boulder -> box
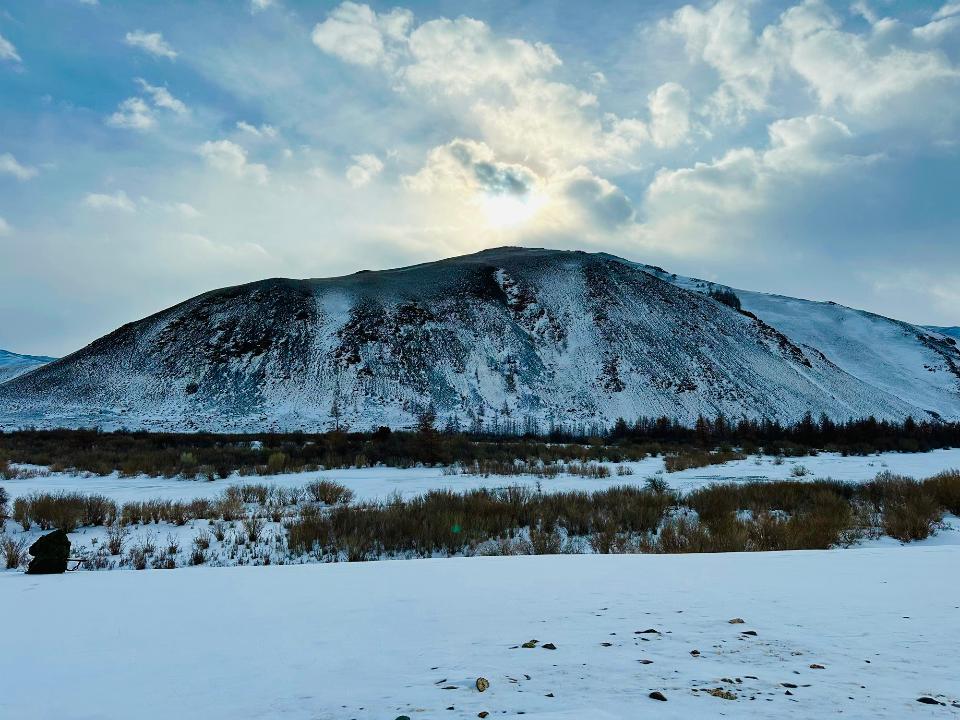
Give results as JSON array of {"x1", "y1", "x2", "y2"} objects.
[{"x1": 26, "y1": 529, "x2": 70, "y2": 575}]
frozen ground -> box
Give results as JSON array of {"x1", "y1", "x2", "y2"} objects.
[
  {"x1": 4, "y1": 448, "x2": 960, "y2": 504},
  {"x1": 1, "y1": 548, "x2": 958, "y2": 719}
]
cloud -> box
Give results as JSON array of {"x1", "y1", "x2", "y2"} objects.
[
  {"x1": 403, "y1": 139, "x2": 635, "y2": 236},
  {"x1": 236, "y1": 121, "x2": 278, "y2": 139},
  {"x1": 403, "y1": 139, "x2": 536, "y2": 197},
  {"x1": 0, "y1": 32, "x2": 21, "y2": 63},
  {"x1": 83, "y1": 191, "x2": 136, "y2": 212},
  {"x1": 0, "y1": 153, "x2": 38, "y2": 180},
  {"x1": 136, "y1": 79, "x2": 188, "y2": 115},
  {"x1": 107, "y1": 97, "x2": 155, "y2": 130},
  {"x1": 250, "y1": 0, "x2": 275, "y2": 12},
  {"x1": 914, "y1": 3, "x2": 960, "y2": 42},
  {"x1": 562, "y1": 168, "x2": 636, "y2": 229},
  {"x1": 662, "y1": 0, "x2": 960, "y2": 129},
  {"x1": 313, "y1": 3, "x2": 689, "y2": 174},
  {"x1": 0, "y1": 216, "x2": 11, "y2": 236},
  {"x1": 198, "y1": 140, "x2": 269, "y2": 184},
  {"x1": 661, "y1": 0, "x2": 773, "y2": 123},
  {"x1": 311, "y1": 2, "x2": 412, "y2": 68},
  {"x1": 934, "y1": 2, "x2": 960, "y2": 20},
  {"x1": 124, "y1": 30, "x2": 177, "y2": 60},
  {"x1": 643, "y1": 114, "x2": 867, "y2": 247},
  {"x1": 107, "y1": 80, "x2": 188, "y2": 130},
  {"x1": 770, "y1": 1, "x2": 959, "y2": 118},
  {"x1": 160, "y1": 201, "x2": 201, "y2": 218},
  {"x1": 345, "y1": 153, "x2": 383, "y2": 187},
  {"x1": 648, "y1": 82, "x2": 692, "y2": 149}
]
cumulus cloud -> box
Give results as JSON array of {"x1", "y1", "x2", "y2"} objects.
[
  {"x1": 124, "y1": 30, "x2": 177, "y2": 60},
  {"x1": 643, "y1": 114, "x2": 867, "y2": 245},
  {"x1": 0, "y1": 32, "x2": 21, "y2": 63},
  {"x1": 771, "y1": 2, "x2": 958, "y2": 117},
  {"x1": 403, "y1": 139, "x2": 635, "y2": 236},
  {"x1": 198, "y1": 140, "x2": 269, "y2": 184},
  {"x1": 648, "y1": 82, "x2": 692, "y2": 149},
  {"x1": 312, "y1": 3, "x2": 689, "y2": 171},
  {"x1": 403, "y1": 139, "x2": 537, "y2": 196},
  {"x1": 83, "y1": 191, "x2": 136, "y2": 212},
  {"x1": 0, "y1": 216, "x2": 11, "y2": 236},
  {"x1": 250, "y1": 0, "x2": 275, "y2": 12},
  {"x1": 311, "y1": 2, "x2": 412, "y2": 68},
  {"x1": 0, "y1": 153, "x2": 39, "y2": 180},
  {"x1": 345, "y1": 153, "x2": 383, "y2": 187},
  {"x1": 662, "y1": 0, "x2": 960, "y2": 128},
  {"x1": 661, "y1": 0, "x2": 773, "y2": 123},
  {"x1": 107, "y1": 97, "x2": 155, "y2": 130},
  {"x1": 562, "y1": 168, "x2": 636, "y2": 229}
]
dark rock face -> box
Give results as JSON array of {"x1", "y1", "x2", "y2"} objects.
[{"x1": 26, "y1": 529, "x2": 70, "y2": 574}]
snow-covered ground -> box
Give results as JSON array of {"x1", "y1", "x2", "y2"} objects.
[
  {"x1": 4, "y1": 448, "x2": 960, "y2": 503},
  {"x1": 1, "y1": 548, "x2": 958, "y2": 719}
]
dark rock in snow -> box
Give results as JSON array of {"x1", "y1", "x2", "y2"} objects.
[
  {"x1": 649, "y1": 691, "x2": 668, "y2": 701},
  {"x1": 26, "y1": 529, "x2": 70, "y2": 574}
]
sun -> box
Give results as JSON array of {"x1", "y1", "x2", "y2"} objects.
[{"x1": 480, "y1": 191, "x2": 547, "y2": 229}]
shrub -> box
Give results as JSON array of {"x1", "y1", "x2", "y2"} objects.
[
  {"x1": 924, "y1": 470, "x2": 960, "y2": 515},
  {"x1": 106, "y1": 523, "x2": 129, "y2": 555},
  {"x1": 13, "y1": 491, "x2": 117, "y2": 532},
  {"x1": 664, "y1": 449, "x2": 745, "y2": 473},
  {"x1": 865, "y1": 472, "x2": 943, "y2": 542},
  {"x1": 0, "y1": 486, "x2": 8, "y2": 521},
  {"x1": 305, "y1": 479, "x2": 354, "y2": 506},
  {"x1": 2, "y1": 535, "x2": 29, "y2": 569},
  {"x1": 243, "y1": 514, "x2": 264, "y2": 543},
  {"x1": 266, "y1": 452, "x2": 288, "y2": 475},
  {"x1": 644, "y1": 476, "x2": 670, "y2": 494},
  {"x1": 239, "y1": 484, "x2": 270, "y2": 505},
  {"x1": 287, "y1": 485, "x2": 673, "y2": 559},
  {"x1": 709, "y1": 287, "x2": 742, "y2": 311}
]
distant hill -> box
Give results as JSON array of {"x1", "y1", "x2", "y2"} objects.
[
  {"x1": 1, "y1": 247, "x2": 958, "y2": 431},
  {"x1": 0, "y1": 349, "x2": 56, "y2": 385}
]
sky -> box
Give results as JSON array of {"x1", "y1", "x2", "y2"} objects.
[{"x1": 1, "y1": 0, "x2": 958, "y2": 357}]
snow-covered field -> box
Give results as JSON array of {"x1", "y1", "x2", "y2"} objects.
[
  {"x1": 2, "y1": 548, "x2": 958, "y2": 719},
  {"x1": 5, "y1": 448, "x2": 960, "y2": 503}
]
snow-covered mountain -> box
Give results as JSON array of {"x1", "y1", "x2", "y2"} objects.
[
  {"x1": 635, "y1": 264, "x2": 960, "y2": 422},
  {"x1": 1, "y1": 247, "x2": 957, "y2": 431},
  {"x1": 927, "y1": 326, "x2": 960, "y2": 342},
  {"x1": 0, "y1": 348, "x2": 56, "y2": 385}
]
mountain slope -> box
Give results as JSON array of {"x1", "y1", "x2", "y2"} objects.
[
  {"x1": 927, "y1": 326, "x2": 960, "y2": 342},
  {"x1": 636, "y1": 264, "x2": 960, "y2": 420},
  {"x1": 0, "y1": 349, "x2": 56, "y2": 385},
  {"x1": 0, "y1": 247, "x2": 955, "y2": 431}
]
